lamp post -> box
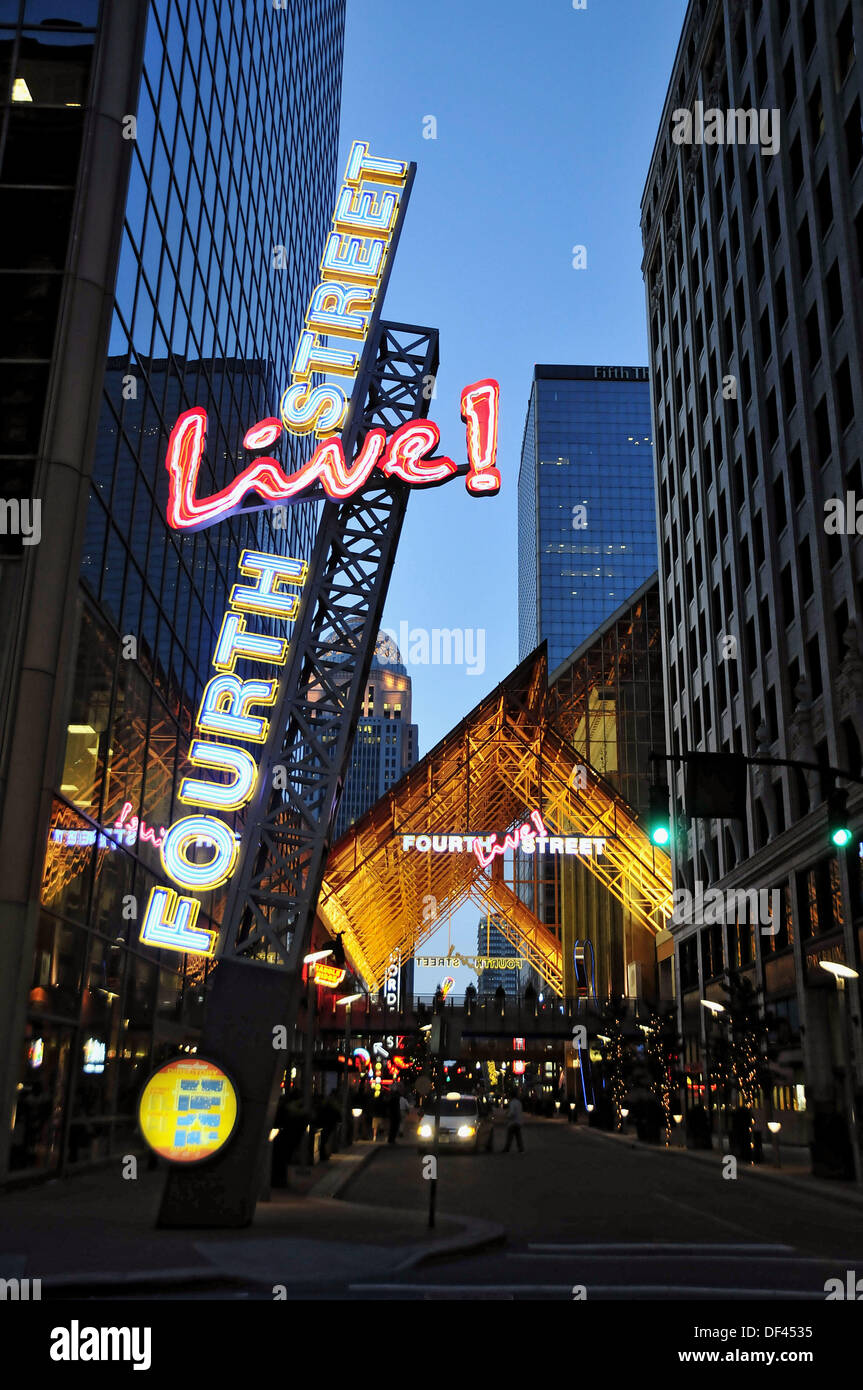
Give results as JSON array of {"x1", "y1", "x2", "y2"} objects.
[
  {"x1": 819, "y1": 961, "x2": 862, "y2": 1185},
  {"x1": 337, "y1": 992, "x2": 363, "y2": 1147},
  {"x1": 701, "y1": 999, "x2": 726, "y2": 1149},
  {"x1": 767, "y1": 1119, "x2": 782, "y2": 1168},
  {"x1": 301, "y1": 949, "x2": 332, "y2": 1166}
]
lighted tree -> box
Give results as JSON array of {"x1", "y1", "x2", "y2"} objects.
[
  {"x1": 643, "y1": 1007, "x2": 683, "y2": 1147},
  {"x1": 597, "y1": 996, "x2": 631, "y2": 1130},
  {"x1": 711, "y1": 970, "x2": 776, "y2": 1156}
]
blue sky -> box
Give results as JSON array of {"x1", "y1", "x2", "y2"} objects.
[{"x1": 338, "y1": 0, "x2": 687, "y2": 982}]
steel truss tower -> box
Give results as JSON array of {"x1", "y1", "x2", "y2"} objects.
[{"x1": 158, "y1": 320, "x2": 438, "y2": 1227}]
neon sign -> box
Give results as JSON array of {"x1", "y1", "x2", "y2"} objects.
[
  {"x1": 313, "y1": 962, "x2": 346, "y2": 988},
  {"x1": 164, "y1": 379, "x2": 500, "y2": 532},
  {"x1": 50, "y1": 801, "x2": 168, "y2": 852},
  {"x1": 281, "y1": 141, "x2": 410, "y2": 439},
  {"x1": 400, "y1": 811, "x2": 607, "y2": 866},
  {"x1": 83, "y1": 1038, "x2": 106, "y2": 1074},
  {"x1": 139, "y1": 549, "x2": 308, "y2": 957}
]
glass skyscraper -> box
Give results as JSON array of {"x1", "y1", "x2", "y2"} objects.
[
  {"x1": 0, "y1": 0, "x2": 346, "y2": 1180},
  {"x1": 518, "y1": 365, "x2": 658, "y2": 671},
  {"x1": 476, "y1": 915, "x2": 520, "y2": 1000}
]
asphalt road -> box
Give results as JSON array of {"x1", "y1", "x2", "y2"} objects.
[{"x1": 342, "y1": 1120, "x2": 863, "y2": 1301}]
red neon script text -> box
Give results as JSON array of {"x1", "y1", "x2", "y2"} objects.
[
  {"x1": 165, "y1": 379, "x2": 500, "y2": 531},
  {"x1": 473, "y1": 809, "x2": 550, "y2": 870}
]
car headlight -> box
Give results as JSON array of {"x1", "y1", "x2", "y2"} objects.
[
  {"x1": 418, "y1": 1123, "x2": 433, "y2": 1138},
  {"x1": 457, "y1": 1124, "x2": 475, "y2": 1139}
]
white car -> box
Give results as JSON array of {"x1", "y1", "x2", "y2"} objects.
[{"x1": 415, "y1": 1094, "x2": 491, "y2": 1152}]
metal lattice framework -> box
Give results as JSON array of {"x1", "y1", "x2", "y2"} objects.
[
  {"x1": 216, "y1": 321, "x2": 439, "y2": 969},
  {"x1": 318, "y1": 647, "x2": 673, "y2": 991}
]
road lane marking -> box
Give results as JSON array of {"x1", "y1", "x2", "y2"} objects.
[
  {"x1": 652, "y1": 1189, "x2": 755, "y2": 1236},
  {"x1": 349, "y1": 1282, "x2": 821, "y2": 1299},
  {"x1": 522, "y1": 1251, "x2": 789, "y2": 1262}
]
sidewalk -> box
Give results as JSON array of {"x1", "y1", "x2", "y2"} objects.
[
  {"x1": 572, "y1": 1119, "x2": 863, "y2": 1209},
  {"x1": 0, "y1": 1142, "x2": 502, "y2": 1295}
]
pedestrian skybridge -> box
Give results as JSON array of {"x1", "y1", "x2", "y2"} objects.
[{"x1": 318, "y1": 645, "x2": 673, "y2": 993}]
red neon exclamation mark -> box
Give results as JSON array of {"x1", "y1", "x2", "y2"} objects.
[{"x1": 461, "y1": 378, "x2": 501, "y2": 496}]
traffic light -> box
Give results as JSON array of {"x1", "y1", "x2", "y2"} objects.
[
  {"x1": 648, "y1": 780, "x2": 671, "y2": 847},
  {"x1": 683, "y1": 751, "x2": 748, "y2": 820},
  {"x1": 827, "y1": 783, "x2": 853, "y2": 848}
]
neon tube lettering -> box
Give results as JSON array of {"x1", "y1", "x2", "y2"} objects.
[
  {"x1": 197, "y1": 674, "x2": 278, "y2": 743},
  {"x1": 306, "y1": 281, "x2": 374, "y2": 338},
  {"x1": 212, "y1": 612, "x2": 288, "y2": 673},
  {"x1": 160, "y1": 815, "x2": 239, "y2": 892},
  {"x1": 462, "y1": 379, "x2": 501, "y2": 496},
  {"x1": 164, "y1": 380, "x2": 500, "y2": 532},
  {"x1": 229, "y1": 550, "x2": 308, "y2": 620},
  {"x1": 177, "y1": 740, "x2": 259, "y2": 813},
  {"x1": 473, "y1": 810, "x2": 550, "y2": 870},
  {"x1": 140, "y1": 887, "x2": 217, "y2": 957},
  {"x1": 334, "y1": 184, "x2": 399, "y2": 235},
  {"x1": 344, "y1": 140, "x2": 408, "y2": 187}
]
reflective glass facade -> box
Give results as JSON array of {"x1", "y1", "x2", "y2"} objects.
[
  {"x1": 514, "y1": 578, "x2": 666, "y2": 1002},
  {"x1": 2, "y1": 0, "x2": 345, "y2": 1176},
  {"x1": 518, "y1": 365, "x2": 658, "y2": 671},
  {"x1": 476, "y1": 915, "x2": 520, "y2": 999}
]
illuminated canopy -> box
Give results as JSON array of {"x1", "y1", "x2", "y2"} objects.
[{"x1": 318, "y1": 646, "x2": 673, "y2": 992}]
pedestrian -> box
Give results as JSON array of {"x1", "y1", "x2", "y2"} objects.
[
  {"x1": 484, "y1": 1097, "x2": 499, "y2": 1153},
  {"x1": 372, "y1": 1088, "x2": 388, "y2": 1142},
  {"x1": 387, "y1": 1086, "x2": 402, "y2": 1144},
  {"x1": 398, "y1": 1089, "x2": 411, "y2": 1137},
  {"x1": 503, "y1": 1093, "x2": 525, "y2": 1153}
]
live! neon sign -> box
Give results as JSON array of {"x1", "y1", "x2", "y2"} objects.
[{"x1": 166, "y1": 378, "x2": 500, "y2": 531}]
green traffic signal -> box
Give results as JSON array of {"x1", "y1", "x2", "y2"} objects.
[
  {"x1": 648, "y1": 779, "x2": 671, "y2": 848},
  {"x1": 827, "y1": 785, "x2": 852, "y2": 849}
]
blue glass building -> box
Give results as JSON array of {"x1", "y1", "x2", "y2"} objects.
[
  {"x1": 476, "y1": 915, "x2": 520, "y2": 1000},
  {"x1": 0, "y1": 0, "x2": 346, "y2": 1179},
  {"x1": 518, "y1": 365, "x2": 658, "y2": 670}
]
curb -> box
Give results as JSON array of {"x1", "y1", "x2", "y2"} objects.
[
  {"x1": 40, "y1": 1266, "x2": 250, "y2": 1297},
  {"x1": 573, "y1": 1120, "x2": 863, "y2": 1211},
  {"x1": 321, "y1": 1142, "x2": 384, "y2": 1200},
  {"x1": 392, "y1": 1217, "x2": 507, "y2": 1273}
]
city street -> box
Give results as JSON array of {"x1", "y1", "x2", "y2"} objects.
[{"x1": 340, "y1": 1120, "x2": 863, "y2": 1300}]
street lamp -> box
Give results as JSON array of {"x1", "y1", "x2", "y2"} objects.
[
  {"x1": 700, "y1": 1000, "x2": 726, "y2": 1150},
  {"x1": 819, "y1": 961, "x2": 862, "y2": 1184},
  {"x1": 337, "y1": 992, "x2": 363, "y2": 1148},
  {"x1": 767, "y1": 1119, "x2": 782, "y2": 1168}
]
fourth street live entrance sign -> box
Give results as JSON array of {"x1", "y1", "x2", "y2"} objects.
[{"x1": 140, "y1": 142, "x2": 502, "y2": 1226}]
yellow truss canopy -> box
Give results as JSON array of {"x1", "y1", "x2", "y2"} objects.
[{"x1": 318, "y1": 647, "x2": 672, "y2": 991}]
